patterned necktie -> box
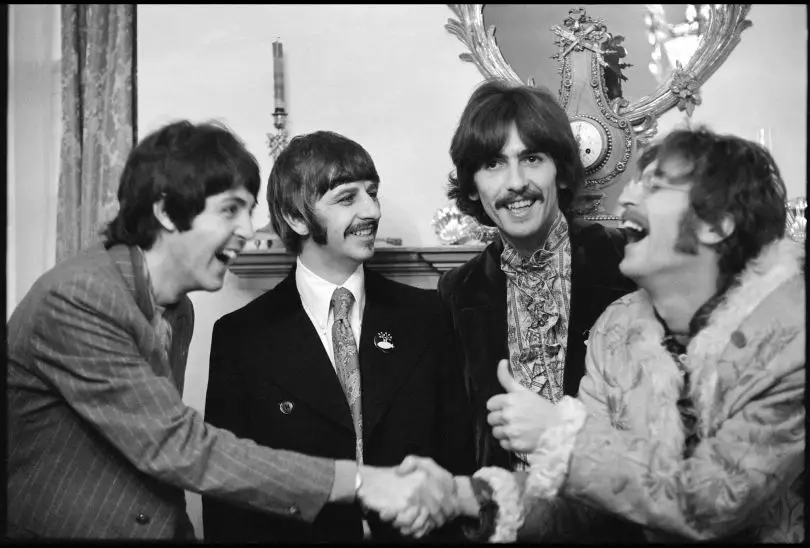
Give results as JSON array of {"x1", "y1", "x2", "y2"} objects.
[{"x1": 331, "y1": 287, "x2": 363, "y2": 464}]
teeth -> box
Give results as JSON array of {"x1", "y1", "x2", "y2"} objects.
[
  {"x1": 621, "y1": 220, "x2": 645, "y2": 233},
  {"x1": 219, "y1": 249, "x2": 238, "y2": 263},
  {"x1": 351, "y1": 228, "x2": 374, "y2": 236},
  {"x1": 506, "y1": 199, "x2": 533, "y2": 210}
]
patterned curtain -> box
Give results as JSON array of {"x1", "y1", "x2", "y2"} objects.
[{"x1": 57, "y1": 4, "x2": 136, "y2": 262}]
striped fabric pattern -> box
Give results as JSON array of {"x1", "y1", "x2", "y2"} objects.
[{"x1": 7, "y1": 243, "x2": 336, "y2": 539}]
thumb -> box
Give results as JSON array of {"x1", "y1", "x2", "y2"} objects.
[
  {"x1": 395, "y1": 455, "x2": 418, "y2": 475},
  {"x1": 497, "y1": 359, "x2": 527, "y2": 393}
]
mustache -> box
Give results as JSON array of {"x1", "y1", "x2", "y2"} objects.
[
  {"x1": 344, "y1": 220, "x2": 379, "y2": 237},
  {"x1": 495, "y1": 189, "x2": 545, "y2": 209}
]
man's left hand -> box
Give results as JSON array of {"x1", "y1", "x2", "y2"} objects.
[{"x1": 486, "y1": 359, "x2": 561, "y2": 453}]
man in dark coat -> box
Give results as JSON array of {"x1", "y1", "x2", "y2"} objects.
[
  {"x1": 203, "y1": 131, "x2": 474, "y2": 542},
  {"x1": 437, "y1": 80, "x2": 636, "y2": 473}
]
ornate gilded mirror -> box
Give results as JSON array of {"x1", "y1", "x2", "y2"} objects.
[{"x1": 446, "y1": 4, "x2": 752, "y2": 222}]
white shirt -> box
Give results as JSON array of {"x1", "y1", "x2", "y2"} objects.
[{"x1": 295, "y1": 257, "x2": 365, "y2": 371}]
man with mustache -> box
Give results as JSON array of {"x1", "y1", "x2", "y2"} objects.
[
  {"x1": 421, "y1": 126, "x2": 803, "y2": 542},
  {"x1": 435, "y1": 80, "x2": 635, "y2": 483},
  {"x1": 6, "y1": 121, "x2": 435, "y2": 539},
  {"x1": 203, "y1": 130, "x2": 474, "y2": 542}
]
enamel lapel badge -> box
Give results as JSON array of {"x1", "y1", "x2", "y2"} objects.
[{"x1": 374, "y1": 331, "x2": 394, "y2": 354}]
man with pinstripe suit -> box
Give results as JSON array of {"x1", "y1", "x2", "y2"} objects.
[{"x1": 6, "y1": 120, "x2": 440, "y2": 539}]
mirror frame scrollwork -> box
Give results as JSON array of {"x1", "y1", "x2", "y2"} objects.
[{"x1": 446, "y1": 4, "x2": 753, "y2": 141}]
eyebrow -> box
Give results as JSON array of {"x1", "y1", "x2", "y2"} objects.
[
  {"x1": 331, "y1": 181, "x2": 378, "y2": 195},
  {"x1": 224, "y1": 194, "x2": 255, "y2": 210},
  {"x1": 487, "y1": 148, "x2": 543, "y2": 162},
  {"x1": 650, "y1": 166, "x2": 692, "y2": 185}
]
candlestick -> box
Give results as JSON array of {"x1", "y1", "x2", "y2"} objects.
[
  {"x1": 273, "y1": 40, "x2": 285, "y2": 111},
  {"x1": 268, "y1": 109, "x2": 289, "y2": 162}
]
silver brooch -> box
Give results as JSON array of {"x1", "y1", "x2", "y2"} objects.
[{"x1": 374, "y1": 331, "x2": 394, "y2": 353}]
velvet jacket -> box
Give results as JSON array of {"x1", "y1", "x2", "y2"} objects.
[
  {"x1": 202, "y1": 266, "x2": 475, "y2": 542},
  {"x1": 437, "y1": 220, "x2": 636, "y2": 472},
  {"x1": 519, "y1": 238, "x2": 805, "y2": 542}
]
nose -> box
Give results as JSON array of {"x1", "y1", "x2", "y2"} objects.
[
  {"x1": 360, "y1": 191, "x2": 381, "y2": 221},
  {"x1": 618, "y1": 178, "x2": 643, "y2": 208},
  {"x1": 235, "y1": 209, "x2": 255, "y2": 241},
  {"x1": 505, "y1": 162, "x2": 529, "y2": 193}
]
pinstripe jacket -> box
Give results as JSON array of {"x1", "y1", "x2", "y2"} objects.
[{"x1": 6, "y1": 243, "x2": 337, "y2": 539}]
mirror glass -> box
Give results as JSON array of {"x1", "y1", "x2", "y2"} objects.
[{"x1": 483, "y1": 4, "x2": 705, "y2": 103}]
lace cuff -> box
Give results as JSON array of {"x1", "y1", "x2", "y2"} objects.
[
  {"x1": 473, "y1": 467, "x2": 525, "y2": 542},
  {"x1": 524, "y1": 395, "x2": 588, "y2": 500}
]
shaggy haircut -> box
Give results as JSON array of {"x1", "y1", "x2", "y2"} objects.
[
  {"x1": 636, "y1": 126, "x2": 787, "y2": 288},
  {"x1": 267, "y1": 130, "x2": 379, "y2": 254},
  {"x1": 447, "y1": 79, "x2": 584, "y2": 226},
  {"x1": 102, "y1": 120, "x2": 260, "y2": 249}
]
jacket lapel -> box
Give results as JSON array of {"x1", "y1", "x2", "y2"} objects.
[
  {"x1": 359, "y1": 270, "x2": 429, "y2": 443},
  {"x1": 255, "y1": 274, "x2": 355, "y2": 433},
  {"x1": 107, "y1": 244, "x2": 176, "y2": 383},
  {"x1": 564, "y1": 221, "x2": 635, "y2": 394},
  {"x1": 455, "y1": 242, "x2": 508, "y2": 404}
]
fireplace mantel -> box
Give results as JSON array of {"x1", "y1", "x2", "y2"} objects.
[{"x1": 231, "y1": 245, "x2": 485, "y2": 280}]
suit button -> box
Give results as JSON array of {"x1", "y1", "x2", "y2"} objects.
[
  {"x1": 279, "y1": 401, "x2": 294, "y2": 414},
  {"x1": 730, "y1": 330, "x2": 747, "y2": 348},
  {"x1": 288, "y1": 504, "x2": 300, "y2": 516},
  {"x1": 135, "y1": 513, "x2": 150, "y2": 525}
]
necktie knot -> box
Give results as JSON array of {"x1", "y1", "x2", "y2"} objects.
[{"x1": 331, "y1": 287, "x2": 355, "y2": 322}]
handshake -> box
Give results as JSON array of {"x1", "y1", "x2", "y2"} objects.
[
  {"x1": 356, "y1": 456, "x2": 470, "y2": 538},
  {"x1": 352, "y1": 360, "x2": 562, "y2": 538}
]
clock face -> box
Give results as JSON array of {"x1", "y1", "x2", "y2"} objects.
[{"x1": 570, "y1": 119, "x2": 608, "y2": 171}]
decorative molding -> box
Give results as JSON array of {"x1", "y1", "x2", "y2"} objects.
[{"x1": 230, "y1": 246, "x2": 485, "y2": 278}]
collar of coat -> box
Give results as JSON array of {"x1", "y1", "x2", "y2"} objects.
[{"x1": 622, "y1": 238, "x2": 804, "y2": 452}]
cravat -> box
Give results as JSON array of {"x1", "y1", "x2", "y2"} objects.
[{"x1": 331, "y1": 287, "x2": 363, "y2": 464}]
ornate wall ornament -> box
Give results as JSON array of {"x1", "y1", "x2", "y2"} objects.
[
  {"x1": 445, "y1": 4, "x2": 752, "y2": 136},
  {"x1": 669, "y1": 62, "x2": 702, "y2": 117},
  {"x1": 785, "y1": 197, "x2": 807, "y2": 243}
]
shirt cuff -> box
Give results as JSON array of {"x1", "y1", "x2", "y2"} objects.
[
  {"x1": 329, "y1": 459, "x2": 359, "y2": 503},
  {"x1": 524, "y1": 396, "x2": 588, "y2": 500}
]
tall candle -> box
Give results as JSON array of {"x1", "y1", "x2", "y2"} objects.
[{"x1": 273, "y1": 40, "x2": 285, "y2": 111}]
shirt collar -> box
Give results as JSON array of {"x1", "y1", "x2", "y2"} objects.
[{"x1": 295, "y1": 257, "x2": 365, "y2": 328}]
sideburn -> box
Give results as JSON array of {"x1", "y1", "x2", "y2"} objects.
[
  {"x1": 310, "y1": 215, "x2": 329, "y2": 245},
  {"x1": 674, "y1": 208, "x2": 700, "y2": 255}
]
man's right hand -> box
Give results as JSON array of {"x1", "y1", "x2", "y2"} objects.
[{"x1": 357, "y1": 465, "x2": 445, "y2": 538}]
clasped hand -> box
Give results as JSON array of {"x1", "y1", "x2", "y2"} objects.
[
  {"x1": 357, "y1": 456, "x2": 458, "y2": 538},
  {"x1": 487, "y1": 359, "x2": 561, "y2": 453},
  {"x1": 357, "y1": 360, "x2": 559, "y2": 537}
]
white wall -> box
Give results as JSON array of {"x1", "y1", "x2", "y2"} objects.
[{"x1": 135, "y1": 4, "x2": 808, "y2": 538}]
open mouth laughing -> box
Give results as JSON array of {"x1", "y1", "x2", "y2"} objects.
[
  {"x1": 214, "y1": 246, "x2": 241, "y2": 266},
  {"x1": 621, "y1": 210, "x2": 649, "y2": 244}
]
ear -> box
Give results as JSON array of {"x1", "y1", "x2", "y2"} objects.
[
  {"x1": 697, "y1": 214, "x2": 735, "y2": 245},
  {"x1": 153, "y1": 198, "x2": 177, "y2": 232},
  {"x1": 469, "y1": 190, "x2": 480, "y2": 202},
  {"x1": 281, "y1": 211, "x2": 310, "y2": 237}
]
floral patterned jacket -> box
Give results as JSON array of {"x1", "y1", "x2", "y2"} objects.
[{"x1": 514, "y1": 238, "x2": 805, "y2": 542}]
